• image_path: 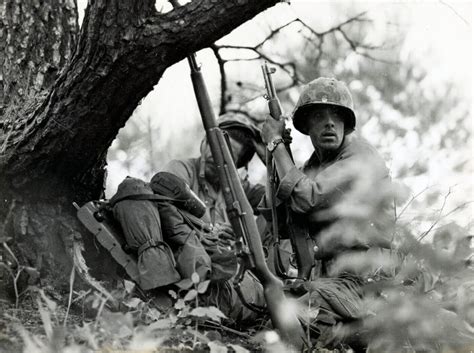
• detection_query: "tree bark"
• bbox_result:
[0,0,279,291]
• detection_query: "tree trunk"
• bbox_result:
[0,0,279,293]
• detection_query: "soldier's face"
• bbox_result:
[201,136,248,183]
[227,137,249,168]
[307,106,345,152]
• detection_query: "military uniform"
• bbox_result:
[263,77,395,347]
[156,115,267,322]
[162,157,264,225]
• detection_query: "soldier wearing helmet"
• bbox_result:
[153,112,267,321]
[261,77,393,348]
[162,112,265,225]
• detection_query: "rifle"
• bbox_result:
[187,54,305,349]
[261,62,314,281]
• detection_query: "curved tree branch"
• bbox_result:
[0,0,280,194]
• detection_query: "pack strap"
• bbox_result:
[109,193,180,207]
[138,238,172,256]
[178,208,212,233]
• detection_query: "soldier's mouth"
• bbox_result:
[321,132,337,138]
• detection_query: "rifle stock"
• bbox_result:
[261,62,314,281]
[188,54,305,349]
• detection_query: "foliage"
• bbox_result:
[315,161,474,352]
[1,271,258,353]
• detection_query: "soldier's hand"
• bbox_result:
[213,223,234,241]
[261,116,285,144]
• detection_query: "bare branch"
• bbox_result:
[396,185,433,221]
[210,44,228,115]
[255,19,300,48]
[417,187,462,241]
[207,10,392,115]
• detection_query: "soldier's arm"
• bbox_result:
[161,159,193,185]
[241,178,265,212]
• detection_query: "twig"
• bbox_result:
[418,187,454,241]
[208,10,390,113]
[64,262,76,327]
[94,295,109,329]
[200,320,251,338]
[210,44,228,115]
[439,0,470,27]
[255,19,300,48]
[396,185,433,221]
[2,242,19,268]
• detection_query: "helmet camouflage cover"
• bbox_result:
[292,77,356,135]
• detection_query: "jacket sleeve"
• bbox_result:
[161,159,193,185]
[276,142,388,214]
[275,162,352,214]
[241,178,265,214]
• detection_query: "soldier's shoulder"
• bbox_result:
[345,134,382,157]
[163,158,195,171]
[162,158,198,181]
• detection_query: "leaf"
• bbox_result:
[23,266,40,281]
[191,272,200,284]
[147,318,172,330]
[20,207,28,236]
[100,311,133,338]
[123,279,135,293]
[174,299,186,310]
[146,307,161,321]
[124,297,142,309]
[38,289,57,311]
[74,322,98,350]
[197,280,210,294]
[186,328,210,343]
[208,341,227,353]
[229,344,250,353]
[36,297,53,339]
[176,278,194,290]
[190,306,227,322]
[168,289,177,299]
[92,297,100,309]
[184,289,197,302]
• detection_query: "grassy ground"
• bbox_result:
[0,286,269,353]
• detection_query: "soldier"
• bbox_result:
[153,113,268,322]
[161,112,266,226]
[261,77,393,347]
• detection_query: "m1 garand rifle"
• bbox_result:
[261,62,314,281]
[187,53,305,349]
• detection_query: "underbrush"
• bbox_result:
[0,274,272,353]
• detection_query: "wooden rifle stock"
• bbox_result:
[261,62,314,281]
[187,54,305,349]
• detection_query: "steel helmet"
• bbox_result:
[217,112,262,143]
[292,77,356,135]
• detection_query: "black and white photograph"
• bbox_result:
[0,0,472,352]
